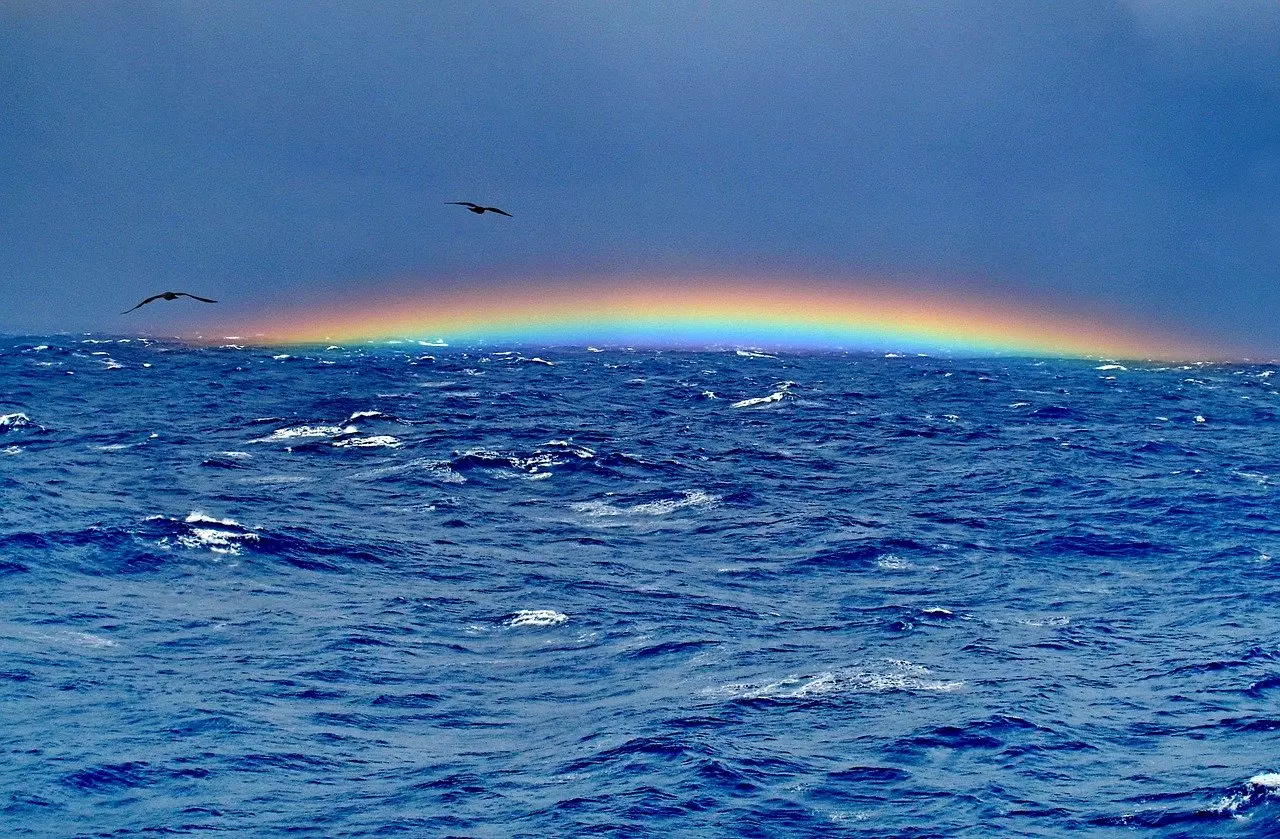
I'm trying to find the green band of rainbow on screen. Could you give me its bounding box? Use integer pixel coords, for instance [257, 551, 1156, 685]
[222, 273, 1229, 360]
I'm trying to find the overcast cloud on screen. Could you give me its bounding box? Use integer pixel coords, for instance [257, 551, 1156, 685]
[1, 1, 1276, 351]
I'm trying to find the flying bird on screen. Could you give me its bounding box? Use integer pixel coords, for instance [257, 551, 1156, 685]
[121, 292, 218, 314]
[448, 201, 512, 217]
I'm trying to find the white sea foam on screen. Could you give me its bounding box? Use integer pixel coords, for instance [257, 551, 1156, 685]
[362, 457, 465, 483]
[251, 424, 357, 442]
[172, 512, 259, 555]
[348, 410, 385, 420]
[541, 440, 595, 458]
[333, 435, 401, 448]
[3, 446, 21, 455]
[1209, 772, 1280, 815]
[571, 490, 720, 518]
[1021, 616, 1070, 627]
[185, 512, 241, 527]
[51, 630, 118, 649]
[507, 610, 568, 627]
[523, 357, 555, 366]
[876, 556, 911, 570]
[217, 451, 252, 460]
[272, 354, 291, 360]
[736, 349, 777, 359]
[1096, 364, 1127, 371]
[1194, 415, 1207, 423]
[732, 391, 788, 408]
[705, 661, 962, 700]
[0, 413, 35, 429]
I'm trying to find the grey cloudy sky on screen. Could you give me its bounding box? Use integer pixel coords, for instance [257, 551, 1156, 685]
[1, 1, 1277, 351]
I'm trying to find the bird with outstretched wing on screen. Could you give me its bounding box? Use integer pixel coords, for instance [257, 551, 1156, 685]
[122, 292, 218, 314]
[448, 201, 512, 217]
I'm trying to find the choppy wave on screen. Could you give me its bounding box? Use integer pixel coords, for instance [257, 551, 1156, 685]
[4, 340, 1280, 837]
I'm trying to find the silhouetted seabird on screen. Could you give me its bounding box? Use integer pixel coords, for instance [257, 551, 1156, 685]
[448, 201, 512, 217]
[121, 292, 218, 314]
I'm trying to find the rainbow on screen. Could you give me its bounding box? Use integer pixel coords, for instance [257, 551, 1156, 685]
[221, 272, 1226, 360]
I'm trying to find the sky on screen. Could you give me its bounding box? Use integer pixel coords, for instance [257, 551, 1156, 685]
[1, 1, 1277, 354]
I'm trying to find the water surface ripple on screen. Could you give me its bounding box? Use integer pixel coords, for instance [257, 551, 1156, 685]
[2, 339, 1279, 836]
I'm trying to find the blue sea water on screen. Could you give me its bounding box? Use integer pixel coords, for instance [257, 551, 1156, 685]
[2, 336, 1280, 838]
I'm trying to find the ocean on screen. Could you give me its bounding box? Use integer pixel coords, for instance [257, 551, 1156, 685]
[2, 337, 1279, 837]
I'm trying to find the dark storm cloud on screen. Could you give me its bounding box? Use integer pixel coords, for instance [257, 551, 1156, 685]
[1, 1, 1276, 351]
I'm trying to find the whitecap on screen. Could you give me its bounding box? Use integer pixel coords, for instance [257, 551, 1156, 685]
[732, 391, 787, 408]
[185, 511, 241, 526]
[541, 440, 595, 458]
[736, 349, 777, 359]
[523, 357, 555, 366]
[1194, 415, 1207, 423]
[165, 512, 260, 555]
[1096, 364, 1127, 371]
[0, 413, 35, 430]
[333, 435, 401, 448]
[507, 610, 568, 627]
[701, 391, 718, 399]
[272, 354, 291, 360]
[251, 424, 356, 442]
[571, 490, 720, 518]
[3, 446, 21, 455]
[347, 410, 386, 421]
[705, 660, 962, 700]
[1209, 772, 1280, 815]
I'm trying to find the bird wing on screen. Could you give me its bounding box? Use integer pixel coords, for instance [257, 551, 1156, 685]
[121, 293, 165, 314]
[177, 293, 218, 303]
[485, 207, 513, 217]
[448, 201, 480, 208]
